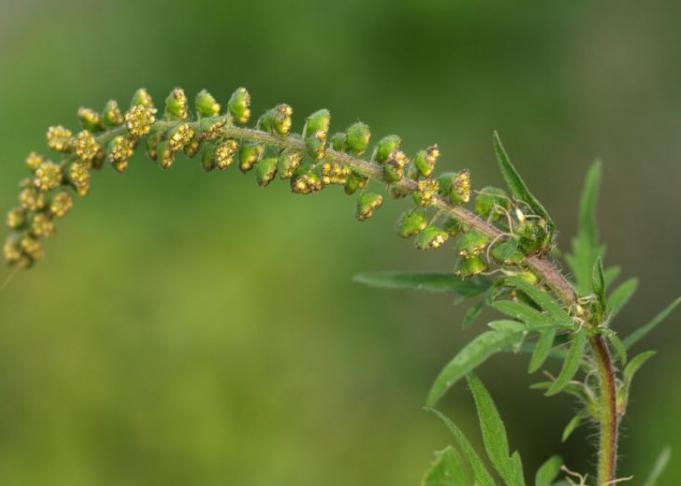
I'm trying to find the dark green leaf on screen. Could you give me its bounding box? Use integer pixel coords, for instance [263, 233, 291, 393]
[426, 408, 497, 486]
[492, 300, 545, 326]
[546, 329, 587, 396]
[592, 257, 606, 309]
[354, 271, 491, 297]
[467, 374, 525, 486]
[623, 297, 681, 350]
[603, 329, 627, 366]
[535, 455, 562, 486]
[607, 277, 638, 320]
[493, 131, 553, 228]
[561, 413, 585, 442]
[643, 447, 671, 486]
[421, 446, 471, 486]
[426, 329, 525, 406]
[463, 300, 486, 328]
[504, 277, 572, 326]
[623, 351, 656, 387]
[565, 161, 604, 295]
[528, 328, 557, 373]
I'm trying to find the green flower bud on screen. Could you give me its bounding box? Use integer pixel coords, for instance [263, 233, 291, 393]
[413, 144, 439, 178]
[375, 135, 401, 164]
[238, 143, 264, 172]
[516, 271, 539, 285]
[256, 157, 278, 187]
[31, 213, 54, 238]
[397, 209, 428, 238]
[304, 109, 331, 137]
[25, 152, 44, 172]
[413, 179, 439, 207]
[330, 132, 347, 151]
[146, 132, 161, 161]
[130, 88, 156, 112]
[346, 122, 371, 155]
[438, 170, 471, 205]
[3, 235, 24, 266]
[415, 225, 449, 250]
[198, 118, 228, 141]
[6, 208, 26, 230]
[167, 123, 194, 152]
[457, 230, 490, 257]
[20, 235, 43, 262]
[46, 125, 73, 152]
[19, 187, 45, 211]
[102, 100, 124, 127]
[305, 131, 327, 160]
[228, 87, 251, 125]
[442, 217, 463, 237]
[260, 104, 293, 136]
[355, 192, 384, 221]
[517, 219, 551, 255]
[490, 239, 524, 265]
[184, 136, 201, 158]
[68, 162, 90, 197]
[344, 170, 368, 195]
[164, 88, 189, 121]
[320, 162, 350, 185]
[125, 105, 155, 138]
[158, 141, 174, 169]
[456, 255, 487, 277]
[201, 144, 217, 172]
[474, 186, 509, 220]
[49, 191, 73, 218]
[194, 89, 221, 118]
[77, 107, 103, 131]
[388, 184, 410, 199]
[34, 161, 63, 191]
[278, 151, 303, 179]
[74, 130, 100, 164]
[107, 136, 135, 173]
[214, 139, 238, 170]
[383, 150, 409, 183]
[291, 166, 323, 194]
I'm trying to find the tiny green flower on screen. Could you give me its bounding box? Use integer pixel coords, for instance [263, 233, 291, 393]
[397, 209, 428, 238]
[330, 132, 347, 152]
[256, 157, 278, 187]
[344, 171, 368, 195]
[19, 187, 45, 211]
[321, 162, 350, 185]
[304, 109, 331, 160]
[383, 150, 409, 183]
[74, 130, 100, 164]
[278, 151, 303, 180]
[456, 255, 487, 277]
[346, 122, 371, 155]
[130, 88, 156, 111]
[457, 230, 490, 257]
[165, 87, 189, 121]
[77, 107, 103, 131]
[438, 170, 471, 205]
[415, 225, 449, 249]
[158, 141, 174, 169]
[355, 192, 383, 221]
[25, 152, 44, 172]
[215, 139, 239, 170]
[228, 87, 251, 125]
[49, 191, 73, 218]
[491, 239, 524, 265]
[291, 166, 323, 194]
[194, 89, 221, 118]
[31, 213, 54, 238]
[46, 125, 73, 152]
[6, 208, 25, 230]
[413, 179, 439, 207]
[413, 144, 440, 178]
[375, 135, 401, 164]
[125, 105, 155, 138]
[107, 136, 135, 173]
[260, 104, 293, 136]
[516, 218, 551, 255]
[102, 100, 124, 127]
[474, 186, 509, 220]
[168, 123, 194, 152]
[442, 217, 463, 237]
[68, 162, 90, 196]
[34, 161, 63, 191]
[20, 235, 43, 262]
[239, 143, 264, 172]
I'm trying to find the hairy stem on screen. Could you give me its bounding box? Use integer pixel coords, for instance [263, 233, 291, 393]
[591, 334, 619, 485]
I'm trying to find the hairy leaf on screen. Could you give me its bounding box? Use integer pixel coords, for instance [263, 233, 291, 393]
[561, 413, 586, 442]
[592, 257, 606, 309]
[623, 351, 656, 387]
[426, 329, 525, 406]
[643, 447, 671, 486]
[623, 297, 681, 350]
[607, 277, 638, 320]
[467, 374, 525, 486]
[426, 408, 497, 486]
[493, 131, 553, 228]
[354, 271, 490, 296]
[421, 446, 471, 486]
[565, 160, 604, 295]
[535, 455, 562, 486]
[528, 328, 557, 373]
[546, 329, 587, 396]
[603, 329, 627, 365]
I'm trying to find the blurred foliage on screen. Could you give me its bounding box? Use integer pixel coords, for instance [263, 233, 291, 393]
[0, 0, 680, 484]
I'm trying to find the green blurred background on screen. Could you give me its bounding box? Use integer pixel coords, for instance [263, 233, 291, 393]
[1, 0, 680, 484]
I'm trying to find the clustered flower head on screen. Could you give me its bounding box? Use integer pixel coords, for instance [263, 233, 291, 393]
[4, 86, 554, 279]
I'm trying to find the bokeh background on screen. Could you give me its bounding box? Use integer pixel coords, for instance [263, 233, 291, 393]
[1, 1, 681, 484]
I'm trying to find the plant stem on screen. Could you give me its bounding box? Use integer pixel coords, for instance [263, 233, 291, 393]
[591, 334, 619, 486]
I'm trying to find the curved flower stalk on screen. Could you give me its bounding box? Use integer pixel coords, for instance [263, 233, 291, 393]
[3, 87, 679, 485]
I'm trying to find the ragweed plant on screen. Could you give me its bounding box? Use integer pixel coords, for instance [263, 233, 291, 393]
[3, 86, 680, 485]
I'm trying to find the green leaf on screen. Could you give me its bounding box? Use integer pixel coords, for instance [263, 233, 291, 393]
[642, 447, 671, 486]
[546, 329, 587, 396]
[534, 455, 562, 486]
[426, 329, 525, 406]
[421, 446, 471, 486]
[426, 408, 498, 486]
[565, 161, 604, 295]
[607, 277, 638, 320]
[504, 277, 572, 326]
[493, 131, 553, 228]
[623, 297, 681, 350]
[604, 265, 621, 288]
[467, 374, 526, 486]
[492, 300, 546, 326]
[561, 413, 585, 442]
[592, 257, 606, 309]
[354, 271, 491, 297]
[463, 300, 486, 328]
[528, 328, 557, 373]
[603, 329, 627, 365]
[623, 351, 656, 387]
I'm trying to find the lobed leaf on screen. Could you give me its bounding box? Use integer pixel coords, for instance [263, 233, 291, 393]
[546, 328, 587, 396]
[467, 374, 526, 486]
[426, 329, 525, 406]
[534, 455, 562, 486]
[493, 131, 554, 228]
[353, 271, 490, 297]
[421, 446, 471, 486]
[623, 297, 681, 350]
[426, 408, 498, 486]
